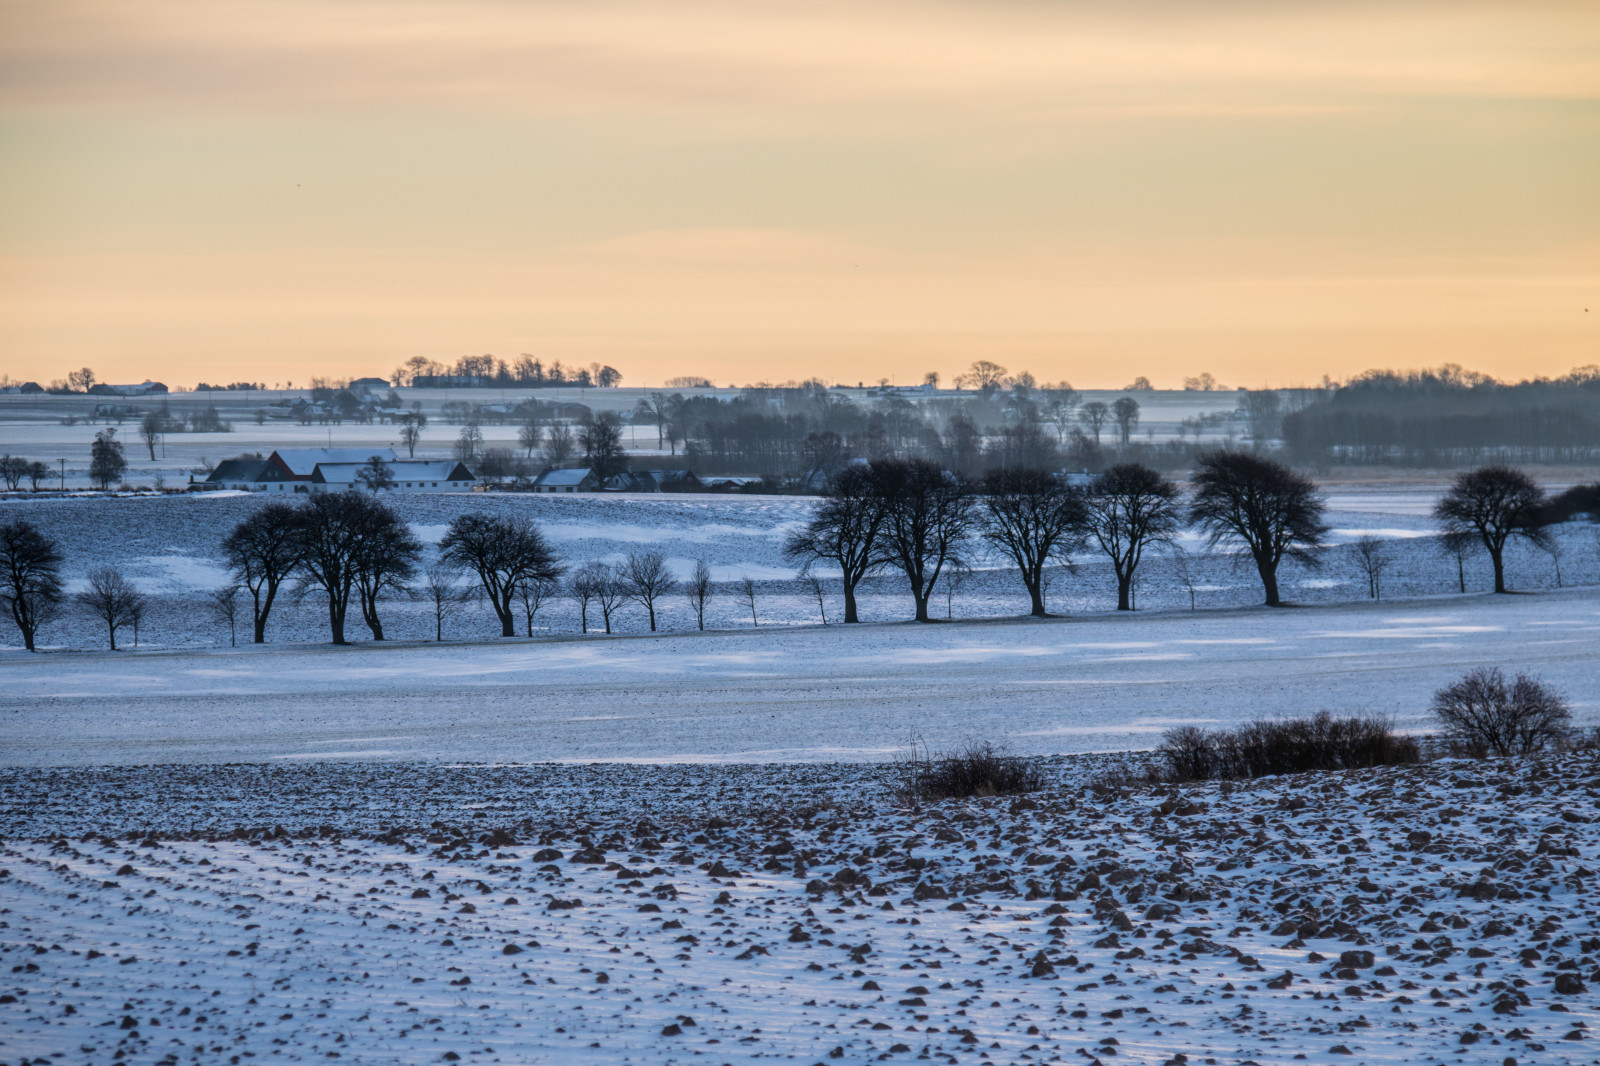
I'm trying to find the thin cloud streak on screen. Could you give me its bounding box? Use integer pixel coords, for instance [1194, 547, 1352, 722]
[2, 1, 1597, 115]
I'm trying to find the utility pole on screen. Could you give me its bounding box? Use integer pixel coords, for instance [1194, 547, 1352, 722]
[58, 458, 65, 491]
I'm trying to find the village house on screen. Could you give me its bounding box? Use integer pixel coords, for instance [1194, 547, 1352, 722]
[531, 467, 600, 493]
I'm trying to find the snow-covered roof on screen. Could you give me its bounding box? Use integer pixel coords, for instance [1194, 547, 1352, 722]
[206, 458, 270, 483]
[536, 467, 594, 487]
[271, 448, 396, 476]
[312, 460, 472, 483]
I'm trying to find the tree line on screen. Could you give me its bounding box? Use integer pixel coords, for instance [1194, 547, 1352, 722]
[1, 460, 1594, 652]
[1283, 364, 1600, 466]
[784, 451, 1328, 622]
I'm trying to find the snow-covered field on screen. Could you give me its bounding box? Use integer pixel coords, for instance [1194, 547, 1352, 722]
[4, 477, 1598, 1065]
[1, 487, 1595, 650]
[2, 589, 1597, 766]
[3, 754, 1598, 1065]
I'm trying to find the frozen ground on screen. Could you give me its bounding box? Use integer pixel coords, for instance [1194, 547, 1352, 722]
[2, 754, 1598, 1066]
[2, 589, 1597, 767]
[1, 487, 1596, 651]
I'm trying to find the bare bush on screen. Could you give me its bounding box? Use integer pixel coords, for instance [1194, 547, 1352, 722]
[1430, 667, 1571, 757]
[899, 741, 1046, 801]
[1158, 712, 1419, 782]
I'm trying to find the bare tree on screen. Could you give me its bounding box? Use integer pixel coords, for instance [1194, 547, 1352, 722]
[1111, 396, 1140, 446]
[805, 574, 828, 624]
[567, 565, 598, 633]
[1538, 536, 1566, 588]
[515, 575, 558, 636]
[1439, 531, 1473, 593]
[438, 513, 565, 637]
[397, 410, 426, 458]
[1078, 401, 1110, 445]
[516, 411, 544, 457]
[89, 428, 126, 489]
[355, 454, 396, 492]
[623, 550, 676, 632]
[455, 421, 484, 463]
[350, 498, 422, 640]
[0, 519, 63, 651]
[206, 585, 242, 646]
[684, 559, 714, 631]
[291, 491, 372, 644]
[1190, 452, 1327, 607]
[1352, 536, 1390, 600]
[782, 464, 888, 624]
[542, 424, 576, 467]
[579, 414, 629, 483]
[26, 461, 49, 491]
[1084, 463, 1181, 611]
[1241, 389, 1283, 447]
[592, 563, 627, 633]
[0, 455, 26, 491]
[138, 411, 163, 461]
[1431, 667, 1571, 756]
[128, 594, 146, 648]
[638, 391, 673, 447]
[78, 567, 147, 651]
[1433, 465, 1548, 594]
[222, 501, 302, 643]
[1168, 543, 1202, 611]
[739, 576, 759, 626]
[416, 564, 475, 641]
[874, 458, 975, 623]
[943, 560, 973, 619]
[979, 467, 1085, 617]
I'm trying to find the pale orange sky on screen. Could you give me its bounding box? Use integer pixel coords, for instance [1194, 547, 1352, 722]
[0, 0, 1596, 389]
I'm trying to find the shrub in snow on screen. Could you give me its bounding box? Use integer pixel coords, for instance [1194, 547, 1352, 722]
[899, 741, 1045, 801]
[1430, 667, 1571, 757]
[1158, 711, 1418, 781]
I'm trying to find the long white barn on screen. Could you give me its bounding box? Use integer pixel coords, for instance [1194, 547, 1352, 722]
[311, 460, 475, 492]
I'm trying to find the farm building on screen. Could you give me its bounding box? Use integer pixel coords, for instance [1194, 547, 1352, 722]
[532, 467, 600, 493]
[88, 381, 168, 396]
[204, 450, 474, 493]
[310, 460, 475, 493]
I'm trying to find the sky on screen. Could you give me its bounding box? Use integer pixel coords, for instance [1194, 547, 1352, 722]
[0, 0, 1596, 390]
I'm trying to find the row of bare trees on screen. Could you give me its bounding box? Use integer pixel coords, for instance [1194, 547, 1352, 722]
[784, 452, 1330, 619]
[225, 501, 726, 643]
[1, 463, 1587, 651]
[0, 521, 156, 651]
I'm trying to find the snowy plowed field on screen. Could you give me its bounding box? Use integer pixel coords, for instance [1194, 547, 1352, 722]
[3, 755, 1598, 1066]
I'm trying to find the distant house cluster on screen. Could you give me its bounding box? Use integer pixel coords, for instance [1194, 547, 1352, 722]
[0, 381, 43, 394]
[205, 449, 475, 493]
